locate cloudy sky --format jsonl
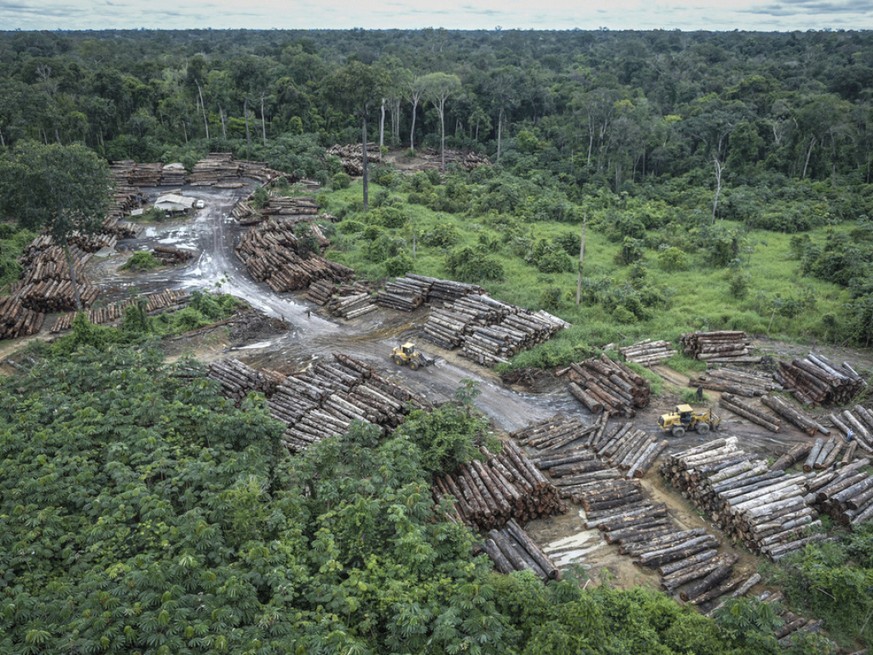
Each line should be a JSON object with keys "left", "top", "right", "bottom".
{"left": 2, "top": 0, "right": 872, "bottom": 31}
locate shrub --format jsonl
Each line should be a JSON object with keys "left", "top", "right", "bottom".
{"left": 658, "top": 246, "right": 689, "bottom": 272}
{"left": 331, "top": 172, "right": 351, "bottom": 189}
{"left": 122, "top": 251, "right": 161, "bottom": 271}
{"left": 445, "top": 246, "right": 505, "bottom": 282}
{"left": 384, "top": 252, "right": 413, "bottom": 277}
{"left": 422, "top": 222, "right": 460, "bottom": 247}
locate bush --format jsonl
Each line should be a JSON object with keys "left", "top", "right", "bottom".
{"left": 332, "top": 172, "right": 351, "bottom": 189}
{"left": 445, "top": 246, "right": 505, "bottom": 282}
{"left": 658, "top": 246, "right": 690, "bottom": 272}
{"left": 384, "top": 251, "right": 413, "bottom": 277}
{"left": 122, "top": 251, "right": 161, "bottom": 271}
{"left": 422, "top": 222, "right": 460, "bottom": 247}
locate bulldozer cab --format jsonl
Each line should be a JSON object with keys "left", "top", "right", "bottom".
{"left": 400, "top": 342, "right": 415, "bottom": 356}
{"left": 676, "top": 404, "right": 694, "bottom": 425}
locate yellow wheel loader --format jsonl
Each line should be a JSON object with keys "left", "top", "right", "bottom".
{"left": 391, "top": 342, "right": 434, "bottom": 371}
{"left": 658, "top": 404, "right": 721, "bottom": 438}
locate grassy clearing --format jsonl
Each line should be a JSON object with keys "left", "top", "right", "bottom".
{"left": 318, "top": 179, "right": 851, "bottom": 368}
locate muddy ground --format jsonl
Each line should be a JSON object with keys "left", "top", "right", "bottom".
{"left": 5, "top": 178, "right": 870, "bottom": 592}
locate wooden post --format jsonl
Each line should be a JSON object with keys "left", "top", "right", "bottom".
{"left": 575, "top": 215, "right": 587, "bottom": 306}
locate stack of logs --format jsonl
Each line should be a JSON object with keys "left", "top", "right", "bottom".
{"left": 432, "top": 440, "right": 565, "bottom": 531}
{"left": 804, "top": 457, "right": 873, "bottom": 527}
{"left": 560, "top": 355, "right": 651, "bottom": 417}
{"left": 775, "top": 353, "right": 866, "bottom": 406}
{"left": 15, "top": 243, "right": 99, "bottom": 312}
{"left": 307, "top": 280, "right": 377, "bottom": 320}
{"left": 207, "top": 358, "right": 283, "bottom": 404}
{"left": 326, "top": 143, "right": 381, "bottom": 175}
{"left": 719, "top": 394, "right": 782, "bottom": 432}
{"left": 619, "top": 339, "right": 676, "bottom": 366}
{"left": 690, "top": 366, "right": 781, "bottom": 397}
{"left": 267, "top": 353, "right": 426, "bottom": 452}
{"left": 422, "top": 292, "right": 569, "bottom": 366}
{"left": 375, "top": 275, "right": 432, "bottom": 311}
{"left": 0, "top": 295, "right": 45, "bottom": 339}
{"left": 235, "top": 218, "right": 354, "bottom": 292}
{"left": 416, "top": 148, "right": 490, "bottom": 171}
{"left": 232, "top": 192, "right": 320, "bottom": 225}
{"left": 189, "top": 153, "right": 244, "bottom": 186}
{"left": 50, "top": 289, "right": 191, "bottom": 332}
{"left": 519, "top": 414, "right": 669, "bottom": 485}
{"left": 481, "top": 519, "right": 560, "bottom": 581}
{"left": 110, "top": 157, "right": 281, "bottom": 187}
{"left": 152, "top": 244, "right": 195, "bottom": 265}
{"left": 828, "top": 406, "right": 873, "bottom": 452}
{"left": 761, "top": 395, "right": 829, "bottom": 436}
{"left": 661, "top": 438, "right": 823, "bottom": 560}
{"left": 680, "top": 331, "right": 759, "bottom": 363}
{"left": 160, "top": 163, "right": 187, "bottom": 186}
{"left": 566, "top": 455, "right": 746, "bottom": 603}
{"left": 377, "top": 273, "right": 485, "bottom": 313}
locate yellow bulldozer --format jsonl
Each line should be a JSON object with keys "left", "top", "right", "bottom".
{"left": 658, "top": 404, "right": 721, "bottom": 437}
{"left": 391, "top": 342, "right": 435, "bottom": 371}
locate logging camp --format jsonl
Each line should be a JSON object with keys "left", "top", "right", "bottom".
{"left": 658, "top": 404, "right": 721, "bottom": 437}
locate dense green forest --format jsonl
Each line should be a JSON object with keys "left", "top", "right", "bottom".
{"left": 2, "top": 28, "right": 873, "bottom": 347}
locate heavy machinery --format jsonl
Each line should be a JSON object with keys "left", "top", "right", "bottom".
{"left": 391, "top": 342, "right": 434, "bottom": 370}
{"left": 658, "top": 404, "right": 721, "bottom": 437}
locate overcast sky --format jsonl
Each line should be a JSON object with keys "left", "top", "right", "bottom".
{"left": 2, "top": 0, "right": 872, "bottom": 31}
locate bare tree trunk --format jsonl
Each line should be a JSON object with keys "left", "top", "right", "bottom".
{"left": 362, "top": 115, "right": 369, "bottom": 211}
{"left": 439, "top": 99, "right": 446, "bottom": 171}
{"left": 410, "top": 98, "right": 418, "bottom": 151}
{"left": 379, "top": 98, "right": 386, "bottom": 150}
{"left": 219, "top": 106, "right": 227, "bottom": 140}
{"left": 195, "top": 80, "right": 209, "bottom": 140}
{"left": 802, "top": 136, "right": 816, "bottom": 179}
{"left": 497, "top": 107, "right": 504, "bottom": 162}
{"left": 244, "top": 97, "right": 251, "bottom": 152}
{"left": 260, "top": 94, "right": 267, "bottom": 146}
{"left": 394, "top": 99, "right": 401, "bottom": 144}
{"left": 712, "top": 157, "right": 723, "bottom": 223}
{"left": 63, "top": 242, "right": 83, "bottom": 312}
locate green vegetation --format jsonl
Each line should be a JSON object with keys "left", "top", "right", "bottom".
{"left": 0, "top": 223, "right": 34, "bottom": 291}
{"left": 768, "top": 526, "right": 873, "bottom": 649}
{"left": 121, "top": 250, "right": 162, "bottom": 271}
{"left": 0, "top": 340, "right": 830, "bottom": 654}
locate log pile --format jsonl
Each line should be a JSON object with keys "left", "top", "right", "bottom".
{"left": 0, "top": 296, "right": 45, "bottom": 339}
{"left": 50, "top": 289, "right": 191, "bottom": 332}
{"left": 375, "top": 275, "right": 432, "bottom": 311}
{"left": 689, "top": 366, "right": 781, "bottom": 397}
{"left": 326, "top": 143, "right": 382, "bottom": 175}
{"left": 680, "top": 331, "right": 758, "bottom": 363}
{"left": 189, "top": 153, "right": 244, "bottom": 186}
{"left": 719, "top": 394, "right": 782, "bottom": 432}
{"left": 561, "top": 354, "right": 650, "bottom": 417}
{"left": 268, "top": 353, "right": 427, "bottom": 452}
{"left": 327, "top": 291, "right": 378, "bottom": 320}
{"left": 761, "top": 395, "right": 829, "bottom": 436}
{"left": 775, "top": 353, "right": 866, "bottom": 406}
{"left": 432, "top": 440, "right": 565, "bottom": 531}
{"left": 152, "top": 244, "right": 195, "bottom": 265}
{"left": 421, "top": 292, "right": 569, "bottom": 366}
{"left": 416, "top": 148, "right": 490, "bottom": 171}
{"left": 804, "top": 457, "right": 873, "bottom": 527}
{"left": 661, "top": 438, "right": 822, "bottom": 560}
{"left": 235, "top": 218, "right": 354, "bottom": 292}
{"left": 482, "top": 519, "right": 560, "bottom": 581}
{"left": 619, "top": 339, "right": 676, "bottom": 366}
{"left": 160, "top": 163, "right": 187, "bottom": 186}
{"left": 207, "top": 358, "right": 283, "bottom": 404}
{"left": 232, "top": 193, "right": 320, "bottom": 225}
{"left": 828, "top": 405, "right": 873, "bottom": 453}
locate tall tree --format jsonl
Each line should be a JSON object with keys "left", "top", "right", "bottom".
{"left": 327, "top": 60, "right": 389, "bottom": 210}
{"left": 421, "top": 72, "right": 461, "bottom": 171}
{"left": 407, "top": 75, "right": 427, "bottom": 152}
{"left": 0, "top": 141, "right": 112, "bottom": 310}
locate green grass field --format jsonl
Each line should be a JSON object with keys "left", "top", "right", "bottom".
{"left": 316, "top": 179, "right": 851, "bottom": 365}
